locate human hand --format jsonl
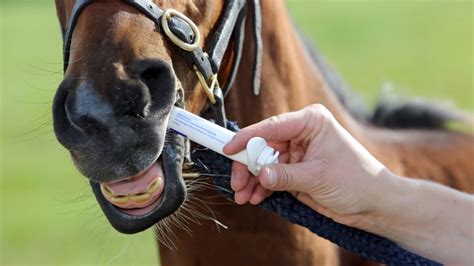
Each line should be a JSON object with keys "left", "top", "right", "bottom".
{"left": 225, "top": 104, "right": 474, "bottom": 264}
{"left": 223, "top": 104, "right": 390, "bottom": 227}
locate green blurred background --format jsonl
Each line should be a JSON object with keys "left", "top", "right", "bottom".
{"left": 1, "top": 0, "right": 472, "bottom": 265}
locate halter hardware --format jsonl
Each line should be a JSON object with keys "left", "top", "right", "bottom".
{"left": 161, "top": 9, "right": 200, "bottom": 52}
{"left": 194, "top": 66, "right": 218, "bottom": 104}
{"left": 161, "top": 9, "right": 219, "bottom": 105}
{"left": 162, "top": 9, "right": 222, "bottom": 115}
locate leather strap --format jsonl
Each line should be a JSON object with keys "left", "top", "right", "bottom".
{"left": 124, "top": 0, "right": 163, "bottom": 22}
{"left": 216, "top": 2, "right": 247, "bottom": 98}
{"left": 62, "top": 0, "right": 93, "bottom": 72}
{"left": 208, "top": 0, "right": 246, "bottom": 72}
{"left": 251, "top": 0, "right": 263, "bottom": 96}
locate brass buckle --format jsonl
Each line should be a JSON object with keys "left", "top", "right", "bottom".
{"left": 161, "top": 9, "right": 201, "bottom": 52}
{"left": 194, "top": 65, "right": 217, "bottom": 104}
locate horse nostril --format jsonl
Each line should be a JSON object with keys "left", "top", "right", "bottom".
{"left": 113, "top": 83, "right": 151, "bottom": 118}
{"left": 132, "top": 59, "right": 175, "bottom": 111}
{"left": 53, "top": 87, "right": 90, "bottom": 146}
{"left": 140, "top": 66, "right": 166, "bottom": 89}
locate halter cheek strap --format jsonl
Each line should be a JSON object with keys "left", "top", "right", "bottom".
{"left": 62, "top": 0, "right": 93, "bottom": 72}
{"left": 61, "top": 0, "right": 263, "bottom": 127}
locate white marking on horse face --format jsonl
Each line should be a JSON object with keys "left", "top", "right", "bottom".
{"left": 75, "top": 80, "right": 113, "bottom": 123}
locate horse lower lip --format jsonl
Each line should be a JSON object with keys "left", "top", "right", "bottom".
{"left": 118, "top": 194, "right": 163, "bottom": 216}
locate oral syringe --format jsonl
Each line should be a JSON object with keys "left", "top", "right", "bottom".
{"left": 168, "top": 106, "right": 279, "bottom": 176}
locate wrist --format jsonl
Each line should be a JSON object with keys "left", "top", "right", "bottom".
{"left": 357, "top": 173, "right": 474, "bottom": 265}
{"left": 357, "top": 170, "right": 426, "bottom": 237}
{"left": 358, "top": 176, "right": 443, "bottom": 262}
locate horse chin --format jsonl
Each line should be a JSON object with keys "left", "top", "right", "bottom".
{"left": 90, "top": 131, "right": 186, "bottom": 234}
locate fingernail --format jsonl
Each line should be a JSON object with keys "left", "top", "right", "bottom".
{"left": 265, "top": 167, "right": 276, "bottom": 188}
{"left": 230, "top": 170, "right": 238, "bottom": 191}
{"left": 234, "top": 192, "right": 240, "bottom": 204}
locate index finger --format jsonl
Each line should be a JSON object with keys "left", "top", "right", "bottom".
{"left": 223, "top": 109, "right": 309, "bottom": 155}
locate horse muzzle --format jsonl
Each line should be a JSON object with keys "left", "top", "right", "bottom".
{"left": 52, "top": 59, "right": 187, "bottom": 233}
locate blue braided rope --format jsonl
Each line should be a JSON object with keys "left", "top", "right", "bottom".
{"left": 190, "top": 121, "right": 441, "bottom": 266}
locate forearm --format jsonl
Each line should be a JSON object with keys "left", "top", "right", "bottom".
{"left": 361, "top": 172, "right": 474, "bottom": 265}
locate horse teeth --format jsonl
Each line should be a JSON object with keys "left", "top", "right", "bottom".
{"left": 109, "top": 194, "right": 130, "bottom": 204}
{"left": 100, "top": 176, "right": 162, "bottom": 207}
{"left": 131, "top": 192, "right": 151, "bottom": 203}
{"left": 146, "top": 176, "right": 162, "bottom": 194}
{"left": 100, "top": 184, "right": 114, "bottom": 197}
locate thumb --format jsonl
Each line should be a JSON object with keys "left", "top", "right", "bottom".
{"left": 259, "top": 161, "right": 321, "bottom": 192}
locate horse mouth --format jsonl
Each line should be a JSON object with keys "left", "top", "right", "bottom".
{"left": 99, "top": 160, "right": 165, "bottom": 216}
{"left": 89, "top": 130, "right": 187, "bottom": 234}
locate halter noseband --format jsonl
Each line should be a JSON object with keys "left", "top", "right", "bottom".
{"left": 62, "top": 0, "right": 263, "bottom": 126}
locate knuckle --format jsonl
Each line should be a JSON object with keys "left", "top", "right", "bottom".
{"left": 266, "top": 115, "right": 285, "bottom": 137}
{"left": 267, "top": 115, "right": 281, "bottom": 125}
{"left": 312, "top": 104, "right": 329, "bottom": 117}
{"left": 320, "top": 107, "right": 333, "bottom": 121}
{"left": 310, "top": 103, "right": 325, "bottom": 111}
{"left": 307, "top": 103, "right": 334, "bottom": 125}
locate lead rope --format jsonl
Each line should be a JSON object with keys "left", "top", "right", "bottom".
{"left": 190, "top": 122, "right": 441, "bottom": 266}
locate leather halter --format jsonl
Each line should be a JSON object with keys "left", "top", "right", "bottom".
{"left": 61, "top": 0, "right": 263, "bottom": 127}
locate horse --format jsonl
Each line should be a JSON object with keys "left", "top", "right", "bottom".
{"left": 52, "top": 0, "right": 474, "bottom": 265}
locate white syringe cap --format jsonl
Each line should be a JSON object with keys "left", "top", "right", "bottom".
{"left": 246, "top": 137, "right": 279, "bottom": 176}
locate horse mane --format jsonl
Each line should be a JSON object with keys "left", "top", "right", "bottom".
{"left": 299, "top": 33, "right": 463, "bottom": 130}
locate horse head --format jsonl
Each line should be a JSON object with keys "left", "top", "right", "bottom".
{"left": 52, "top": 0, "right": 241, "bottom": 234}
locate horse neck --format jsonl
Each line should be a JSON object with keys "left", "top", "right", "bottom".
{"left": 225, "top": 1, "right": 359, "bottom": 132}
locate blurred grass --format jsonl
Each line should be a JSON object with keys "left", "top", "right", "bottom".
{"left": 0, "top": 0, "right": 472, "bottom": 265}
{"left": 287, "top": 0, "right": 473, "bottom": 109}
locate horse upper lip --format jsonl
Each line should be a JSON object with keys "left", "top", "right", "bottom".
{"left": 102, "top": 160, "right": 156, "bottom": 185}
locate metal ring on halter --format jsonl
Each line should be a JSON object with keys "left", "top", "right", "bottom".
{"left": 193, "top": 65, "right": 217, "bottom": 104}
{"left": 161, "top": 9, "right": 201, "bottom": 52}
